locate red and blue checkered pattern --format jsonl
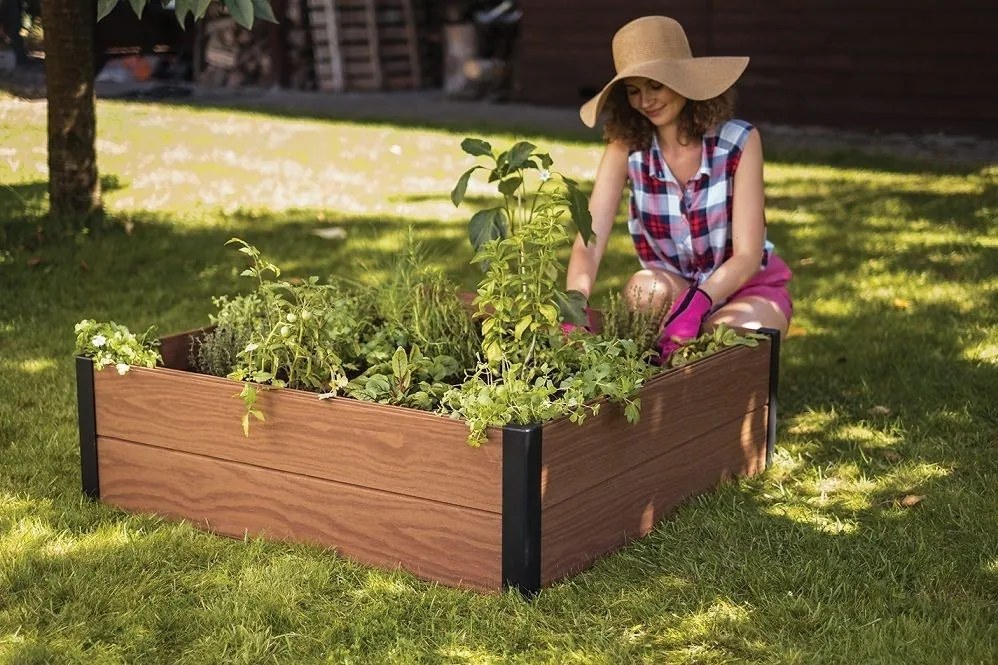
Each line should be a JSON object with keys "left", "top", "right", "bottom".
{"left": 626, "top": 119, "right": 772, "bottom": 284}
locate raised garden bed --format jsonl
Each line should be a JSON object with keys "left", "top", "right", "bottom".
{"left": 76, "top": 326, "right": 779, "bottom": 594}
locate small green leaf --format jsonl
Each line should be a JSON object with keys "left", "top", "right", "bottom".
{"left": 250, "top": 0, "right": 278, "bottom": 23}
{"left": 565, "top": 181, "right": 594, "bottom": 244}
{"left": 250, "top": 409, "right": 265, "bottom": 422}
{"left": 460, "top": 138, "right": 493, "bottom": 158}
{"left": 507, "top": 141, "right": 536, "bottom": 169}
{"left": 514, "top": 315, "right": 533, "bottom": 340}
{"left": 97, "top": 0, "right": 120, "bottom": 21}
{"left": 484, "top": 340, "right": 503, "bottom": 366}
{"left": 128, "top": 0, "right": 147, "bottom": 19}
{"left": 468, "top": 207, "right": 507, "bottom": 253}
{"left": 497, "top": 177, "right": 522, "bottom": 197}
{"left": 391, "top": 346, "right": 408, "bottom": 379}
{"left": 450, "top": 166, "right": 481, "bottom": 207}
{"left": 536, "top": 153, "right": 553, "bottom": 170}
{"left": 224, "top": 0, "right": 254, "bottom": 29}
{"left": 538, "top": 304, "right": 559, "bottom": 325}
{"left": 171, "top": 0, "right": 197, "bottom": 26}
{"left": 481, "top": 317, "right": 497, "bottom": 336}
{"left": 194, "top": 0, "right": 213, "bottom": 19}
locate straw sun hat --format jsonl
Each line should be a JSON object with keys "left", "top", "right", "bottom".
{"left": 579, "top": 16, "right": 749, "bottom": 128}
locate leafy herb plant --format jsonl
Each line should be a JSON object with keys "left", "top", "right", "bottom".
{"left": 74, "top": 319, "right": 161, "bottom": 374}
{"left": 443, "top": 138, "right": 656, "bottom": 444}
{"left": 667, "top": 324, "right": 768, "bottom": 368}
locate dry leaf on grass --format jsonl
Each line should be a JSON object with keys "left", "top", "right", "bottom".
{"left": 787, "top": 324, "right": 808, "bottom": 338}
{"left": 899, "top": 494, "right": 925, "bottom": 507}
{"left": 893, "top": 298, "right": 910, "bottom": 310}
{"left": 26, "top": 256, "right": 42, "bottom": 267}
{"left": 868, "top": 405, "right": 892, "bottom": 416}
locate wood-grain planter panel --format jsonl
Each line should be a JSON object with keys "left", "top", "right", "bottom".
{"left": 76, "top": 328, "right": 779, "bottom": 594}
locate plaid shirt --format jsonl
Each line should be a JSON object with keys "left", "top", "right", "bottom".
{"left": 627, "top": 119, "right": 772, "bottom": 284}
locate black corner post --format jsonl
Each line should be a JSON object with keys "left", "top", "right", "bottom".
{"left": 501, "top": 423, "right": 542, "bottom": 596}
{"left": 75, "top": 356, "right": 100, "bottom": 499}
{"left": 757, "top": 328, "right": 781, "bottom": 468}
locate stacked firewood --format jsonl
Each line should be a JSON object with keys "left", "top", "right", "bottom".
{"left": 194, "top": 1, "right": 315, "bottom": 89}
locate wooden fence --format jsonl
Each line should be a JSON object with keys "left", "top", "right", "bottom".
{"left": 514, "top": 0, "right": 998, "bottom": 137}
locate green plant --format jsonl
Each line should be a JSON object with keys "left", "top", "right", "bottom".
{"left": 73, "top": 319, "right": 161, "bottom": 373}
{"left": 346, "top": 345, "right": 460, "bottom": 410}
{"left": 190, "top": 293, "right": 266, "bottom": 377}
{"left": 444, "top": 138, "right": 655, "bottom": 444}
{"left": 451, "top": 138, "right": 593, "bottom": 335}
{"left": 667, "top": 324, "right": 768, "bottom": 368}
{"left": 367, "top": 230, "right": 480, "bottom": 369}
{"left": 224, "top": 238, "right": 372, "bottom": 434}
{"left": 443, "top": 334, "right": 654, "bottom": 446}
{"left": 597, "top": 288, "right": 672, "bottom": 354}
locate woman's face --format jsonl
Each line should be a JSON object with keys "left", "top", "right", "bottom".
{"left": 623, "top": 77, "right": 686, "bottom": 127}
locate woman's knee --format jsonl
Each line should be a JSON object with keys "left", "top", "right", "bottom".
{"left": 706, "top": 295, "right": 789, "bottom": 336}
{"left": 624, "top": 269, "right": 687, "bottom": 311}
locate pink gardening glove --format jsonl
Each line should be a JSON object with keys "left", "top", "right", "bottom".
{"left": 657, "top": 286, "right": 713, "bottom": 360}
{"left": 561, "top": 307, "right": 594, "bottom": 334}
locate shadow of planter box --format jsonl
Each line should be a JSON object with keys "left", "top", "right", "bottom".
{"left": 76, "top": 328, "right": 779, "bottom": 594}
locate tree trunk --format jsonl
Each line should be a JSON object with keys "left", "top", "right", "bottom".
{"left": 41, "top": 0, "right": 101, "bottom": 219}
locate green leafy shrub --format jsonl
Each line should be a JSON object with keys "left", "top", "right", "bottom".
{"left": 74, "top": 319, "right": 161, "bottom": 373}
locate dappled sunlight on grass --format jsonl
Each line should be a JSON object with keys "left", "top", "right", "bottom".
{"left": 15, "top": 358, "right": 56, "bottom": 374}
{"left": 88, "top": 101, "right": 605, "bottom": 224}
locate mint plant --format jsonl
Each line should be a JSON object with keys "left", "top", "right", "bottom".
{"left": 74, "top": 319, "right": 161, "bottom": 374}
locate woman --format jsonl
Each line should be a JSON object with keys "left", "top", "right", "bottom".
{"left": 566, "top": 16, "right": 792, "bottom": 359}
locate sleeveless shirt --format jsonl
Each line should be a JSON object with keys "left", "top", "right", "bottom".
{"left": 626, "top": 119, "right": 773, "bottom": 284}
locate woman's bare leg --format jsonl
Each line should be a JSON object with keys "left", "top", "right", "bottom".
{"left": 705, "top": 295, "right": 789, "bottom": 337}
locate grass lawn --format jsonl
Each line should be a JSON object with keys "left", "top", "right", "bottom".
{"left": 1, "top": 93, "right": 996, "bottom": 664}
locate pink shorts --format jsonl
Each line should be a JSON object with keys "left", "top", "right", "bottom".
{"left": 719, "top": 254, "right": 793, "bottom": 322}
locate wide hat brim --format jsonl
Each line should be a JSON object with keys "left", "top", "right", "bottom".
{"left": 579, "top": 56, "right": 749, "bottom": 128}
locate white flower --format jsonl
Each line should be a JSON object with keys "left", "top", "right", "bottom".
{"left": 91, "top": 334, "right": 107, "bottom": 347}
{"left": 539, "top": 169, "right": 551, "bottom": 182}
{"left": 115, "top": 363, "right": 130, "bottom": 375}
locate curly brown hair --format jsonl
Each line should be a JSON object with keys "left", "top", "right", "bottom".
{"left": 602, "top": 84, "right": 737, "bottom": 151}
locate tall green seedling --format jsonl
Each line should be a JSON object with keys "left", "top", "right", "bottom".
{"left": 450, "top": 138, "right": 592, "bottom": 367}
